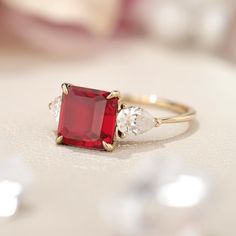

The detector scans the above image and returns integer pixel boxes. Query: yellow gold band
[121,94,196,125]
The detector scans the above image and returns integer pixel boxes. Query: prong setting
[117,130,126,139]
[48,102,52,110]
[154,117,162,127]
[61,83,71,95]
[106,90,121,100]
[119,103,127,110]
[56,135,63,145]
[102,141,116,152]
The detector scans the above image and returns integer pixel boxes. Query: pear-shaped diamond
[49,96,62,124]
[117,106,155,136]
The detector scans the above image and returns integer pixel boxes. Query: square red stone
[57,85,118,150]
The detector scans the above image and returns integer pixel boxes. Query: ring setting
[49,83,196,152]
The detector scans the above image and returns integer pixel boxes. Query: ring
[49,83,196,152]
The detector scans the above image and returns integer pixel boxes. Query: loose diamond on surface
[117,106,155,136]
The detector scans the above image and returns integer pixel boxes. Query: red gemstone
[57,85,118,150]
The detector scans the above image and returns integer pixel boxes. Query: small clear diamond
[50,96,61,124]
[117,106,155,136]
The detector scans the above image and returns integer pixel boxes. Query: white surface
[0,39,235,235]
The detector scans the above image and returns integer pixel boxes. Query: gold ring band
[121,94,196,125]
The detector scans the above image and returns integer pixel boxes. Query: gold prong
[102,141,116,152]
[120,104,127,110]
[117,130,126,139]
[106,90,120,100]
[56,135,63,144]
[61,83,71,95]
[48,102,52,110]
[154,117,162,127]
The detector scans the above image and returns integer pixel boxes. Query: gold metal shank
[106,90,121,100]
[119,95,196,125]
[61,83,71,95]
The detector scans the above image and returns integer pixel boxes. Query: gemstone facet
[57,85,118,150]
[117,106,155,136]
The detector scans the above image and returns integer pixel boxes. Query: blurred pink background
[1,0,236,59]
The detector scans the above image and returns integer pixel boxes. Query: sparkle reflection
[157,175,207,208]
[149,94,158,103]
[0,180,23,217]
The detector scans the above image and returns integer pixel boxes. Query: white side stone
[50,96,62,124]
[117,106,155,136]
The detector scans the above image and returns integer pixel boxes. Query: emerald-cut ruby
[58,85,118,150]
